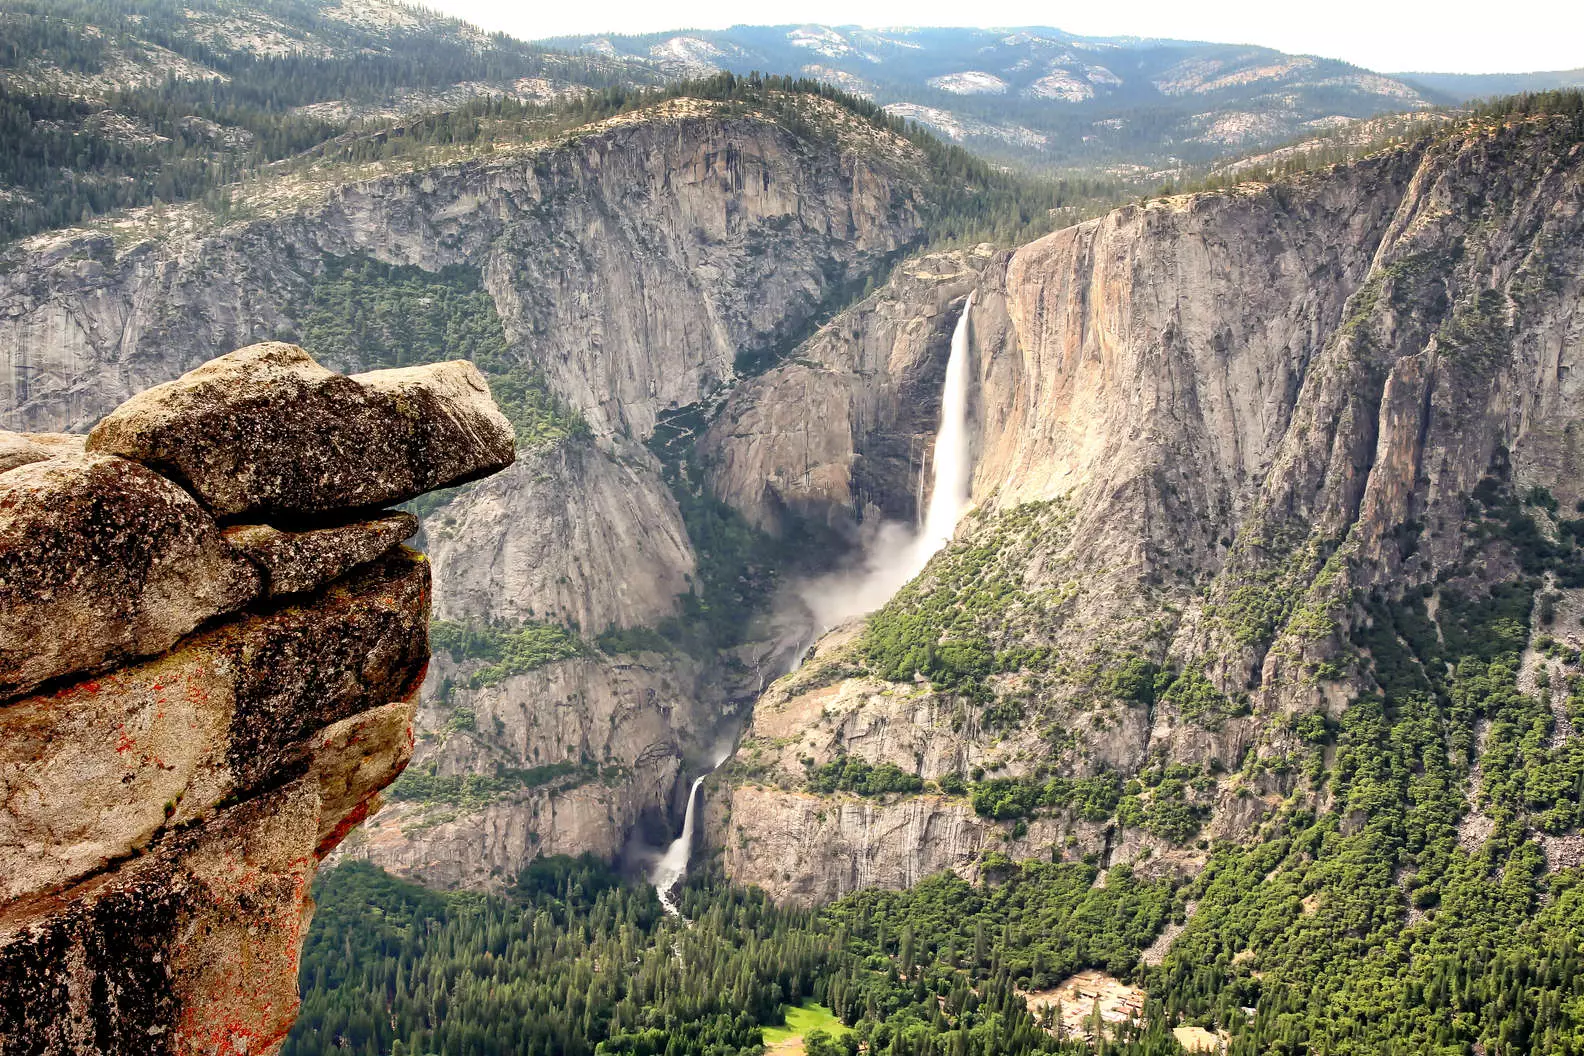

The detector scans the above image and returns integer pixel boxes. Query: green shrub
[806,756,924,797]
[430,619,587,686]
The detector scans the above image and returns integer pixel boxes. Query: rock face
[0,346,513,1053]
[698,249,989,536]
[0,96,932,888]
[341,647,721,889]
[87,344,514,517]
[710,114,1584,903]
[427,438,695,632]
[708,784,1072,905]
[0,99,926,438]
[0,452,259,701]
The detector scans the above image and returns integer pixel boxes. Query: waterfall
[651,775,707,914]
[651,746,731,914]
[654,295,977,908]
[792,293,977,635]
[913,291,975,559]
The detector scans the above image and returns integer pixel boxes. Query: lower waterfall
[651,749,728,914]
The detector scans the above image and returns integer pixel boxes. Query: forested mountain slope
[701,91,1584,1047]
[277,94,1584,1056]
[0,0,657,243]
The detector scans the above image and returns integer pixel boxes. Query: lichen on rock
[86,342,515,518]
[0,342,513,1055]
[0,452,261,701]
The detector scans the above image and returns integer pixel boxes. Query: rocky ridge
[707,113,1584,903]
[0,93,934,890]
[0,345,514,1053]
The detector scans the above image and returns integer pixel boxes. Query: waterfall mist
[646,296,977,909]
[790,293,977,655]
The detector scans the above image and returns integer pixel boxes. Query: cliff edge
[0,344,515,1053]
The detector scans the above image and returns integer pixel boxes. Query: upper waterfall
[792,293,978,638]
[915,291,975,559]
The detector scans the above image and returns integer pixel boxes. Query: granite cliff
[0,91,935,889]
[0,345,514,1052]
[707,111,1584,903]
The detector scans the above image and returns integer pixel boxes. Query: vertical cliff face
[426,437,696,632]
[0,95,934,888]
[0,345,514,1052]
[697,249,990,536]
[711,114,1584,904]
[0,98,926,438]
[341,648,716,888]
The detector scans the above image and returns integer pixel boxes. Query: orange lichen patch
[317,793,380,858]
[170,781,320,1056]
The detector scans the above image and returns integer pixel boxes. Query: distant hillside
[0,0,658,242]
[1397,68,1584,102]
[542,24,1441,172]
[0,0,647,107]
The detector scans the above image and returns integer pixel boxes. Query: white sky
[425,0,1583,75]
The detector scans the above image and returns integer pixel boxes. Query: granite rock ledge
[0,346,515,1055]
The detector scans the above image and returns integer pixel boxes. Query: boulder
[0,453,260,703]
[223,511,417,596]
[0,778,325,1056]
[0,550,430,904]
[0,333,515,1055]
[305,697,420,855]
[0,433,90,476]
[0,431,51,474]
[86,343,516,517]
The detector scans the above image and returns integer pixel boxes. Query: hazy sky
[425,0,1581,75]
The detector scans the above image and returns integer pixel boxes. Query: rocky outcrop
[0,348,513,1053]
[712,114,1584,902]
[0,430,78,473]
[0,452,260,700]
[223,513,419,598]
[0,95,935,884]
[87,344,514,517]
[708,784,1069,905]
[698,249,989,535]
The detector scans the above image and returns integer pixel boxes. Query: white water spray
[793,294,977,640]
[914,291,975,557]
[651,297,978,907]
[651,748,730,914]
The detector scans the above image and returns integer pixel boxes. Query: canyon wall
[698,248,989,536]
[0,346,513,1053]
[710,114,1584,903]
[0,96,934,888]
